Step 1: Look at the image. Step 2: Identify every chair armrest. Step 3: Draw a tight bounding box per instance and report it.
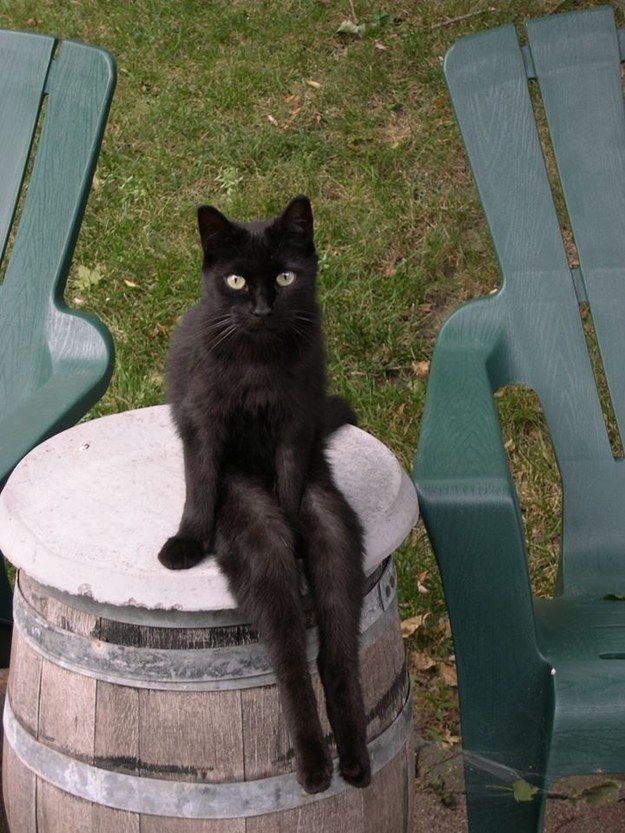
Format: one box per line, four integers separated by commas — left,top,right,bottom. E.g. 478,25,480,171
414,303,553,752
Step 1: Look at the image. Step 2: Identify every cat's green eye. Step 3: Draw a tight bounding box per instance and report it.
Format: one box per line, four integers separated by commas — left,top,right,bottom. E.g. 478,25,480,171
225,274,246,290
276,271,296,287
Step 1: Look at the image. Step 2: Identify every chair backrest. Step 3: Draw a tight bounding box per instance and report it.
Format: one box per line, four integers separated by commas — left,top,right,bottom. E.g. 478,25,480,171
444,6,625,595
0,31,115,420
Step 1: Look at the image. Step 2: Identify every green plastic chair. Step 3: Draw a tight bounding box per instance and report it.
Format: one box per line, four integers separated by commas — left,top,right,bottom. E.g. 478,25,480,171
0,31,116,662
414,6,625,832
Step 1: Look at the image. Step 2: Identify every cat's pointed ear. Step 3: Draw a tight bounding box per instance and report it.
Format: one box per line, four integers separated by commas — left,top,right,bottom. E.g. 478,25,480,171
197,205,236,258
279,195,314,240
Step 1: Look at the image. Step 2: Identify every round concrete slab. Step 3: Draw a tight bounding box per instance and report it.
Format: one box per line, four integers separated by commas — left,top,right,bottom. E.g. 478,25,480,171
0,406,418,611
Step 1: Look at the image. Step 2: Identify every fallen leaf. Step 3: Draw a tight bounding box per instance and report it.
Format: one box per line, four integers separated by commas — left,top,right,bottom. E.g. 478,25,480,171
75,265,103,292
373,41,388,51
441,728,460,747
337,19,366,37
439,662,457,687
512,779,540,803
575,780,621,805
123,279,139,288
401,613,428,638
410,651,436,672
412,360,430,380
438,616,452,637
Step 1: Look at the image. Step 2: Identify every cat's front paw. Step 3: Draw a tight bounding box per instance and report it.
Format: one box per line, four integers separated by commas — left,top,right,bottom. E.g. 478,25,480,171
339,748,371,789
158,536,205,570
296,740,333,795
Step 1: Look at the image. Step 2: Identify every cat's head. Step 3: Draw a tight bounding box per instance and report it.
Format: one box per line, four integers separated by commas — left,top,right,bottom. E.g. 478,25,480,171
196,196,319,344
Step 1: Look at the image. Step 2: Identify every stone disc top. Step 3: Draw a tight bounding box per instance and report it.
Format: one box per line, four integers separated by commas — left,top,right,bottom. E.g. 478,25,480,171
0,406,419,611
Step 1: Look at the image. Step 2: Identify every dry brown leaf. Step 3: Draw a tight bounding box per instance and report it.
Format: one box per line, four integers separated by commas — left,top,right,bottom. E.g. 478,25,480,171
441,728,460,747
437,616,452,637
440,662,458,687
410,651,437,672
400,613,428,638
412,360,430,380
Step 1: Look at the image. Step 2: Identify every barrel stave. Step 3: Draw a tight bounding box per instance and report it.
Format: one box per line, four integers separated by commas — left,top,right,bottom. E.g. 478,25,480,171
95,682,140,776
138,689,245,783
39,660,96,761
6,633,40,737
245,785,364,833
3,736,36,833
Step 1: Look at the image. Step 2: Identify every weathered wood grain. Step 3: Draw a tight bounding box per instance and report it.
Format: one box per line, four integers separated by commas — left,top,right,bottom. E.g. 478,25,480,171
0,669,8,833
3,741,35,833
241,681,292,779
18,572,49,619
92,803,140,833
361,617,406,742
45,593,99,637
38,657,96,759
95,681,140,774
139,689,245,782
140,817,246,833
245,785,364,833
8,629,41,735
20,573,99,637
37,779,93,833
363,747,409,833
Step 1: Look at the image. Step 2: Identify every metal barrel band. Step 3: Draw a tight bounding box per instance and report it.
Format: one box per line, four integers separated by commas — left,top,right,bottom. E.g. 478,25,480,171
26,557,391,629
13,563,398,691
3,689,413,819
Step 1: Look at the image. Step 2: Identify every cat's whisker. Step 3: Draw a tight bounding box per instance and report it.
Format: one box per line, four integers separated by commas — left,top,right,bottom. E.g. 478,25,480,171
289,324,316,348
209,323,238,352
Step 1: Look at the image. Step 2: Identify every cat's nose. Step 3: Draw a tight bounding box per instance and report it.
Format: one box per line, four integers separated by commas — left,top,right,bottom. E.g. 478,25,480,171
252,303,272,317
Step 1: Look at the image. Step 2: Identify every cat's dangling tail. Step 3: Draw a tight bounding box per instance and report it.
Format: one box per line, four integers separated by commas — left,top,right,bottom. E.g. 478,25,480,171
324,395,358,435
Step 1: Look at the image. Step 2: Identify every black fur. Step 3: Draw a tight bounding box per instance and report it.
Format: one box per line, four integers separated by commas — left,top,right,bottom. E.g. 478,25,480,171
158,196,370,792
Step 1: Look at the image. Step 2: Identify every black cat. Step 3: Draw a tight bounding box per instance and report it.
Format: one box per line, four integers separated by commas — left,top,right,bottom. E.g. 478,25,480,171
158,196,371,793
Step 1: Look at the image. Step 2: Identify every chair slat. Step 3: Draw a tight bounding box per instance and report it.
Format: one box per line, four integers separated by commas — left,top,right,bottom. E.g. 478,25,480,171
0,31,54,265
0,40,115,409
443,25,611,464
444,25,569,286
527,7,625,443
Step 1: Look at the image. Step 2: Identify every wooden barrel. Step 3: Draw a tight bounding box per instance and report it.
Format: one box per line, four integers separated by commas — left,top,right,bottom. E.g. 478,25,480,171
4,558,413,832
0,406,419,831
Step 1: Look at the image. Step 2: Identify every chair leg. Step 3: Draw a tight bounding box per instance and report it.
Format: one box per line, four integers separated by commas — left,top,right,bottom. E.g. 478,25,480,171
464,758,547,833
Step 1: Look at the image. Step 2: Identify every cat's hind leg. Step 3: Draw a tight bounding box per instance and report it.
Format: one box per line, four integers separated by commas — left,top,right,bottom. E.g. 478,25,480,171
299,460,371,789
215,472,332,794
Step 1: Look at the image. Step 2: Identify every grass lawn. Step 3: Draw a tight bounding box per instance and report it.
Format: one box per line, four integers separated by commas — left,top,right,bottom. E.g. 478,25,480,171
2,0,623,742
